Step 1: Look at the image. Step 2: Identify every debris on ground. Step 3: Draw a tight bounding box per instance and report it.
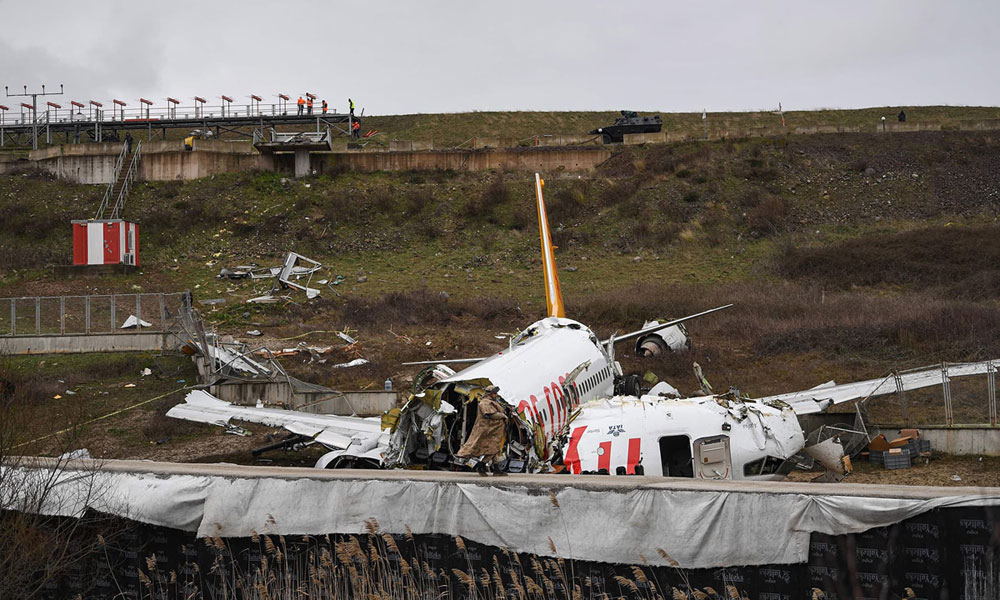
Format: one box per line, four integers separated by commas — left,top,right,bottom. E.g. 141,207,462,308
332,358,370,368
217,251,326,302
864,428,931,470
120,315,153,329
246,330,262,336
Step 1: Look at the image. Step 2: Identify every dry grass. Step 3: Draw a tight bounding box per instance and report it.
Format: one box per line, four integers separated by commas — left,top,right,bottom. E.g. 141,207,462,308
778,224,1000,299
122,522,744,600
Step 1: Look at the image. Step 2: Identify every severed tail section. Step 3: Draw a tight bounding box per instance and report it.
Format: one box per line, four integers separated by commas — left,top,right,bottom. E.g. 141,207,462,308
536,173,565,318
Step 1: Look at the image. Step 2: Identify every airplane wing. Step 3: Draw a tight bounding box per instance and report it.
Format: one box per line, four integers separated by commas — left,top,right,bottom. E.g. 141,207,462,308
166,390,384,449
601,304,734,347
759,360,998,415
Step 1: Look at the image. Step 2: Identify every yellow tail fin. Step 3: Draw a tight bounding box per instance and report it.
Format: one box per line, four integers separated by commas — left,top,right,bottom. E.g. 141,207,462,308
535,173,565,318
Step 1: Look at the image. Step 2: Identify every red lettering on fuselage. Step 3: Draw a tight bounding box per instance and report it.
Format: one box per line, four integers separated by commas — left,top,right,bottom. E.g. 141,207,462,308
518,372,587,435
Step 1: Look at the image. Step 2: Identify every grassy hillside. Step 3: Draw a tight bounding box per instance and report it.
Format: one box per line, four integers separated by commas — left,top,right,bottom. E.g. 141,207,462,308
2,128,1000,464
361,106,1000,147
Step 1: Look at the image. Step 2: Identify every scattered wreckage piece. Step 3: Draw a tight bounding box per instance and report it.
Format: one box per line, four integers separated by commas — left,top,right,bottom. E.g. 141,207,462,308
120,315,152,329
217,251,325,301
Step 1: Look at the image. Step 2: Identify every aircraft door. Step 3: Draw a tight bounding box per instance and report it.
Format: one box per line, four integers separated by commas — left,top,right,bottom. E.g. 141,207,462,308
693,436,731,480
658,435,693,478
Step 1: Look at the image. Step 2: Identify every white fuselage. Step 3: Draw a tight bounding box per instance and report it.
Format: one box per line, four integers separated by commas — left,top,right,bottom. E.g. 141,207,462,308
564,395,805,480
441,316,617,438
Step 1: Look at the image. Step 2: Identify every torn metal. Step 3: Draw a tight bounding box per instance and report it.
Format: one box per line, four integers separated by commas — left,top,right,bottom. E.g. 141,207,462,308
217,251,325,301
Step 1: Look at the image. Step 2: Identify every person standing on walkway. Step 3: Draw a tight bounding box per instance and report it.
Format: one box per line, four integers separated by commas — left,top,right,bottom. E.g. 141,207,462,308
297,96,305,115
322,99,328,114
349,98,354,117
307,96,314,115
124,132,133,155
352,119,360,139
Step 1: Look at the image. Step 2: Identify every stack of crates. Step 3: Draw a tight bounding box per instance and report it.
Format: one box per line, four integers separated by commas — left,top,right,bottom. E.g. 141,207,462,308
884,448,912,470
865,430,931,470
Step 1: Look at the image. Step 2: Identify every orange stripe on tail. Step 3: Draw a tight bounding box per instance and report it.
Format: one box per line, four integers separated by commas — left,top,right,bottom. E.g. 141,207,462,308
535,173,565,318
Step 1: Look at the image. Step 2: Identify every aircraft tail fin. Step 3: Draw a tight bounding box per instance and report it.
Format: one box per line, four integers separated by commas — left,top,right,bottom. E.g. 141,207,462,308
535,173,565,318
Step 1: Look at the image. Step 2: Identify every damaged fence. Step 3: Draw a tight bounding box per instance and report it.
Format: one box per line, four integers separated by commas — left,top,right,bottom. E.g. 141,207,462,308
0,292,190,337
858,361,1000,427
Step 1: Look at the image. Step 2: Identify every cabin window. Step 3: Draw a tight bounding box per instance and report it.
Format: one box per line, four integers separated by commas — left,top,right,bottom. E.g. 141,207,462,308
742,456,788,477
658,435,693,478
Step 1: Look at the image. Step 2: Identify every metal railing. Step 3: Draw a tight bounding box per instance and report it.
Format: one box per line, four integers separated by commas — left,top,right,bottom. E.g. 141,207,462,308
0,101,349,127
110,140,141,220
0,292,189,337
94,141,129,219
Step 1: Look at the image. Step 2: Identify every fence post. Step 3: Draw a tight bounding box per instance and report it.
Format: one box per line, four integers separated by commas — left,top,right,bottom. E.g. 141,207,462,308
9,299,14,335
136,294,141,335
85,296,90,334
989,361,997,427
893,372,909,427
35,297,40,335
110,295,116,332
60,296,65,334
941,363,953,427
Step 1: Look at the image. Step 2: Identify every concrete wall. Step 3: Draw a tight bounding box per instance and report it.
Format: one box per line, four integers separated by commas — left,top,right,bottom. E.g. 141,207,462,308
29,142,263,184
535,134,598,146
208,383,395,416
209,381,328,410
315,147,611,173
299,391,397,417
0,333,167,354
884,426,1000,456
623,132,667,144
388,140,435,152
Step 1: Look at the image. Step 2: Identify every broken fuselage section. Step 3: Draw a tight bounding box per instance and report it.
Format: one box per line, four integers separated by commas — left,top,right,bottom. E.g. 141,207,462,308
360,316,622,472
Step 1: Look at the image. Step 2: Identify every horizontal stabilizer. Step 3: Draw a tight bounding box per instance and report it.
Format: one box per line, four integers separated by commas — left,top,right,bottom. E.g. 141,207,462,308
762,360,998,415
167,390,383,449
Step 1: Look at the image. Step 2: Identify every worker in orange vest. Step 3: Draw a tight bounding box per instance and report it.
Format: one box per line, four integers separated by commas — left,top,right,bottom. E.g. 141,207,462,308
297,96,305,115
307,96,314,115
322,99,328,114
352,120,360,139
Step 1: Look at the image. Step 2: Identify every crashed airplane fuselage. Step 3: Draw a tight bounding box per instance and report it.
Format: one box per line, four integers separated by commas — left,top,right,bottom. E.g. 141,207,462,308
368,316,617,472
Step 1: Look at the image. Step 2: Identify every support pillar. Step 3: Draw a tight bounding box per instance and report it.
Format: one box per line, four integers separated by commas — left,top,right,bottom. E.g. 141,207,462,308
294,148,310,178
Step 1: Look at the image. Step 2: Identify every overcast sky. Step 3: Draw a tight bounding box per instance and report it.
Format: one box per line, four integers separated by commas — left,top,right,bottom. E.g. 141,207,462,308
1,1,997,116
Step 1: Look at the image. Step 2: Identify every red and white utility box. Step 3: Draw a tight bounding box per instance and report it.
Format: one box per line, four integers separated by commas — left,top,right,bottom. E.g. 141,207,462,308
71,220,140,266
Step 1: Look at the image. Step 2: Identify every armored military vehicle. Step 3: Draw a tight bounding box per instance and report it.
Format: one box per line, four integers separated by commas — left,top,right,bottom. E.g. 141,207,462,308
590,110,663,143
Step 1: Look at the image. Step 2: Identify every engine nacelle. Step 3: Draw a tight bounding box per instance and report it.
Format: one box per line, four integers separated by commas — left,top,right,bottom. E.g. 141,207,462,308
634,320,692,356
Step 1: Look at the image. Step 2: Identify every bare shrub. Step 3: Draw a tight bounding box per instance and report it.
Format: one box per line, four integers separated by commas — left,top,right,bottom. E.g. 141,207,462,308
0,354,124,600
745,195,789,235
778,223,1000,297
600,179,639,206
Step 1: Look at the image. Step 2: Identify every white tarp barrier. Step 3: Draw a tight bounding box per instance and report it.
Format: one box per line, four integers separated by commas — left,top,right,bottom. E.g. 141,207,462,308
6,461,1000,569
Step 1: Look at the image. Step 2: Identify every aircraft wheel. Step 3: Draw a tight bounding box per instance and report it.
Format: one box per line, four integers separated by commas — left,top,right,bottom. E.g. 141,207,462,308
623,373,642,397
